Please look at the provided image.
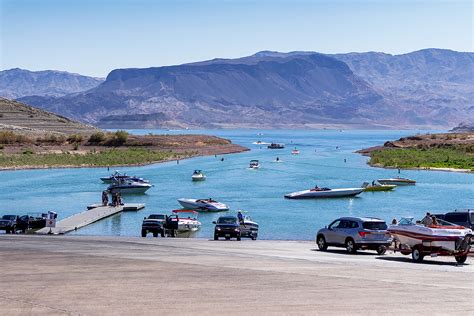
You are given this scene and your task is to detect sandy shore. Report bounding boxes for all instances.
[0,235,472,315]
[368,163,473,174]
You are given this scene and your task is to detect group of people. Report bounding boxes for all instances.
[102,190,123,207]
[421,212,438,226]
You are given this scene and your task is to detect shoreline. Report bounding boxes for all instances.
[367,162,473,174]
[0,146,248,171]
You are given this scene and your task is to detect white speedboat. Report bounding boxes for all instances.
[362,181,396,192]
[107,179,152,194]
[177,198,229,212]
[101,171,149,184]
[291,148,300,155]
[172,210,201,235]
[249,160,260,169]
[388,217,472,263]
[191,170,206,181]
[377,177,416,186]
[284,186,363,199]
[252,141,270,145]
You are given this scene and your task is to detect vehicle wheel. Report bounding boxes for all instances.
[11,226,16,234]
[141,230,147,237]
[214,234,218,241]
[5,229,10,234]
[317,235,328,251]
[160,230,165,238]
[153,232,158,238]
[345,238,357,254]
[412,246,424,263]
[251,235,257,240]
[237,235,241,241]
[376,245,387,255]
[455,255,467,264]
[225,236,230,240]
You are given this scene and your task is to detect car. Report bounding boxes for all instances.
[213,216,241,241]
[316,217,392,254]
[141,214,166,237]
[0,215,20,234]
[434,209,473,230]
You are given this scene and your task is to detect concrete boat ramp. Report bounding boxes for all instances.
[36,203,145,234]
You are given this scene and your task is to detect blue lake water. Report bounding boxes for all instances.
[0,129,472,240]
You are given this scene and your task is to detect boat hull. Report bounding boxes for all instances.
[378,179,415,186]
[285,188,363,199]
[363,185,396,192]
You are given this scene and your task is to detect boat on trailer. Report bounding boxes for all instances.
[388,217,472,263]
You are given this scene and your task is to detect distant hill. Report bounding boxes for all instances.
[0,68,104,99]
[0,98,97,135]
[450,122,474,132]
[14,49,474,129]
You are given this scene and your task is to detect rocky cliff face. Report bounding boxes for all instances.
[0,68,104,99]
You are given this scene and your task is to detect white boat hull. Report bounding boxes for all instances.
[285,188,363,199]
[192,175,206,181]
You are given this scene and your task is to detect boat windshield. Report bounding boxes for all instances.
[398,217,415,225]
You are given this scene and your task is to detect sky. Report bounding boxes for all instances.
[1,0,472,77]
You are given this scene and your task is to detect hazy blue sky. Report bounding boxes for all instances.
[1,0,472,77]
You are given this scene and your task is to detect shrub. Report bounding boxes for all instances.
[0,131,31,144]
[105,130,128,147]
[22,149,34,155]
[88,132,106,144]
[67,134,84,144]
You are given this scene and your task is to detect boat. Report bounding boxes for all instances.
[377,177,416,186]
[388,217,472,263]
[107,179,153,194]
[272,157,283,163]
[252,141,270,145]
[171,210,201,236]
[291,148,300,155]
[177,198,229,212]
[284,186,364,199]
[191,170,206,181]
[249,160,260,169]
[237,212,259,240]
[362,181,396,192]
[100,171,149,184]
[267,143,285,149]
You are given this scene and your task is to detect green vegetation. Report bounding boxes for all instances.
[0,148,183,168]
[369,148,474,171]
[88,132,106,144]
[0,131,32,144]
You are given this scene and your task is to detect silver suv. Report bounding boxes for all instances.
[316,217,392,254]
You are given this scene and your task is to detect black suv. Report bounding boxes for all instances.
[141,214,166,237]
[0,215,20,234]
[213,216,241,241]
[434,209,474,230]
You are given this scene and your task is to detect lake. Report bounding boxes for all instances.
[1,129,472,240]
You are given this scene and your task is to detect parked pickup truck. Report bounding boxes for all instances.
[141,214,166,237]
[0,215,20,234]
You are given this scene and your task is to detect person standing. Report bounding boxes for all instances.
[102,191,109,206]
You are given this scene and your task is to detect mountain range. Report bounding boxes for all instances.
[0,68,104,99]
[3,49,473,129]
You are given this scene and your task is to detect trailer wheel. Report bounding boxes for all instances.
[412,246,424,263]
[376,245,387,255]
[455,255,467,264]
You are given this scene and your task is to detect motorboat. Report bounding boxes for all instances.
[388,217,472,263]
[252,141,270,145]
[237,212,259,240]
[171,210,201,236]
[107,179,153,194]
[177,198,229,212]
[100,171,149,184]
[267,143,285,149]
[377,177,416,186]
[249,160,260,169]
[291,147,300,155]
[284,186,364,199]
[191,170,206,181]
[362,181,396,192]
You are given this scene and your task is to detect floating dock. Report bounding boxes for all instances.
[36,203,145,235]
